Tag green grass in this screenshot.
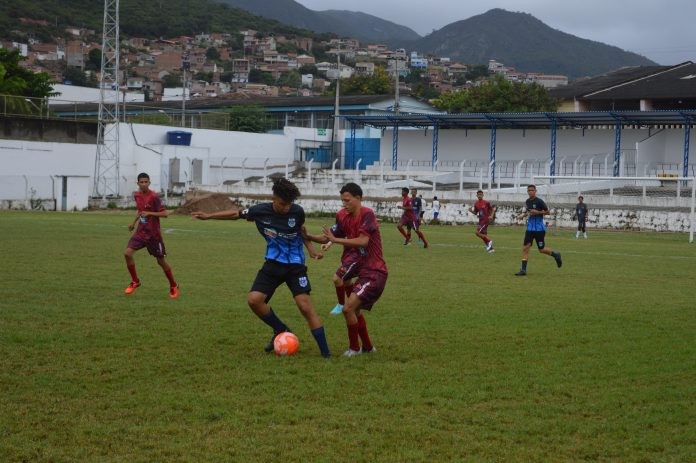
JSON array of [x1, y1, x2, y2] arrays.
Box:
[[1, 210, 695, 462]]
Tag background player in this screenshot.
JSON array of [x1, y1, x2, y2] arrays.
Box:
[[191, 178, 331, 358], [574, 195, 588, 239], [515, 184, 562, 276], [124, 172, 179, 298], [469, 190, 496, 253]]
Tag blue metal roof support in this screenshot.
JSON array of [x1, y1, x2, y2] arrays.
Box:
[[684, 122, 691, 178], [391, 124, 399, 170], [614, 121, 622, 177], [431, 123, 439, 171], [489, 123, 497, 183], [350, 122, 357, 170], [550, 118, 557, 180]]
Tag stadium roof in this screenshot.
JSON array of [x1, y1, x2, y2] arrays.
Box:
[[341, 110, 696, 129]]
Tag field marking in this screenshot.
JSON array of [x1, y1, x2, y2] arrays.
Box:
[[430, 242, 696, 260]]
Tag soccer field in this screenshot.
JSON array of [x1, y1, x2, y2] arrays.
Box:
[[1, 210, 694, 462]]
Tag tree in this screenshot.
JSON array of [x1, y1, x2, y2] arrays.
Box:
[[339, 67, 392, 96], [225, 105, 267, 133], [433, 75, 558, 113], [0, 48, 57, 98], [0, 48, 57, 115], [205, 47, 220, 61], [86, 48, 102, 72], [277, 70, 301, 89]]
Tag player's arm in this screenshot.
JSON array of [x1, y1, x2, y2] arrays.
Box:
[[191, 207, 241, 220], [302, 225, 330, 244], [141, 209, 170, 219], [303, 238, 323, 260], [323, 225, 369, 248], [489, 205, 496, 221], [128, 212, 140, 231]]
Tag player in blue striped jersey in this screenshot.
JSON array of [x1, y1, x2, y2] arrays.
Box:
[[192, 178, 331, 358], [515, 184, 562, 276]]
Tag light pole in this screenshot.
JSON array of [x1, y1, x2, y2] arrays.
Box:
[[24, 98, 42, 118], [181, 53, 190, 128]]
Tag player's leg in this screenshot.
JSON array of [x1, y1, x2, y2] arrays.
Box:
[[537, 232, 562, 267], [342, 272, 386, 356], [288, 267, 331, 357], [413, 221, 428, 248], [397, 223, 409, 243], [516, 233, 533, 275], [124, 237, 144, 293], [249, 262, 292, 352]]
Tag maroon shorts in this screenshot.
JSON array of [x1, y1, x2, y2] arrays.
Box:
[[336, 256, 361, 282], [352, 270, 388, 310], [128, 235, 166, 258], [399, 216, 419, 230], [477, 221, 489, 235]]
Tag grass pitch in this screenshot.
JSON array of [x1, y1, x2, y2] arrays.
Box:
[[1, 211, 695, 462]]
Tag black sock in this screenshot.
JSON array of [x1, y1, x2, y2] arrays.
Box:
[[521, 260, 528, 271], [311, 326, 331, 357], [551, 251, 559, 259], [259, 308, 288, 334]]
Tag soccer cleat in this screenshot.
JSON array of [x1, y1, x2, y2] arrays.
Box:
[[343, 349, 362, 357], [403, 239, 411, 246], [486, 240, 494, 251], [514, 270, 527, 276], [555, 253, 563, 268], [487, 248, 495, 253], [361, 346, 377, 354], [329, 303, 344, 315], [264, 330, 291, 353], [584, 233, 588, 239], [169, 285, 179, 299], [423, 242, 429, 249], [124, 281, 141, 294]]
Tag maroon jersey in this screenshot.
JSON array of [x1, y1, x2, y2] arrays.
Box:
[[336, 207, 387, 275], [473, 199, 494, 224], [401, 196, 417, 221], [134, 189, 164, 240]]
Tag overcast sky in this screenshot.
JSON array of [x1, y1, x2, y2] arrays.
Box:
[[295, 0, 696, 65]]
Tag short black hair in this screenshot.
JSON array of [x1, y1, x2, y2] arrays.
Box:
[[137, 172, 150, 181], [527, 184, 537, 190], [272, 178, 300, 202], [401, 187, 409, 195], [340, 182, 363, 198], [476, 189, 483, 194], [578, 195, 584, 200]]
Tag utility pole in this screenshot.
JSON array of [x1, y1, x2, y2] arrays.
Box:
[[393, 58, 401, 114], [331, 45, 341, 166], [93, 0, 120, 198], [182, 53, 190, 127]]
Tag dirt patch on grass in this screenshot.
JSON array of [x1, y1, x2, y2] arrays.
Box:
[[172, 191, 240, 215]]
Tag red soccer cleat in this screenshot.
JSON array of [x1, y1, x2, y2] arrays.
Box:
[[124, 281, 140, 295], [169, 285, 179, 299]]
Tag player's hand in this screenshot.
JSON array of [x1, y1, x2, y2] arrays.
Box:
[[128, 223, 135, 231], [309, 251, 324, 260], [322, 225, 336, 242], [320, 242, 332, 252], [191, 211, 209, 220]]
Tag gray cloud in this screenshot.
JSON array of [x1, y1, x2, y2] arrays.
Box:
[[295, 0, 696, 64]]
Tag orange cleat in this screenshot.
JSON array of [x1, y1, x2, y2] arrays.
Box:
[[169, 285, 179, 299], [125, 281, 140, 294]]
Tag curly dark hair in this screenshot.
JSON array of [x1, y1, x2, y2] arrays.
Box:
[[272, 178, 301, 202], [340, 182, 363, 198]]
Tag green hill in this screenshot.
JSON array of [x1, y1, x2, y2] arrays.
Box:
[[412, 9, 656, 78], [0, 0, 318, 43]]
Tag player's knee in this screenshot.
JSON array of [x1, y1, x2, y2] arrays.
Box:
[[247, 293, 264, 309]]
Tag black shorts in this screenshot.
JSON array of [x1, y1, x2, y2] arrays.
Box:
[[251, 260, 311, 301], [523, 230, 546, 249]]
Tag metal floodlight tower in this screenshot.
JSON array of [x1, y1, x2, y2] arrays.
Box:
[[93, 0, 121, 198]]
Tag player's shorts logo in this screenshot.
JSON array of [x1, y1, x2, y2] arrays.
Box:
[[298, 276, 308, 287], [288, 218, 296, 227]]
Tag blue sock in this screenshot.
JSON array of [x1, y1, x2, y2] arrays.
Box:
[[311, 326, 331, 358], [259, 308, 288, 334]]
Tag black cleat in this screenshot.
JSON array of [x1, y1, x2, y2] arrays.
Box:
[[264, 330, 291, 353], [555, 253, 563, 268], [515, 270, 527, 276]]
